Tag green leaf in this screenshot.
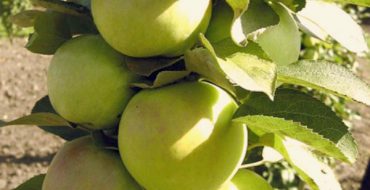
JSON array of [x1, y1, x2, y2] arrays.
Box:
[[231, 0, 279, 45], [9, 10, 43, 28], [0, 112, 71, 127], [26, 10, 97, 55], [184, 47, 236, 95], [258, 134, 342, 190], [296, 0, 368, 53], [206, 35, 277, 99], [26, 11, 72, 55], [278, 60, 370, 106], [233, 115, 354, 163], [185, 35, 277, 98], [271, 0, 306, 12], [220, 52, 277, 99], [125, 56, 182, 77], [31, 0, 90, 16], [213, 38, 270, 60], [26, 32, 65, 55], [205, 0, 234, 43], [131, 71, 190, 89], [14, 174, 45, 190], [327, 0, 370, 6], [235, 89, 357, 162], [225, 0, 249, 15], [31, 96, 89, 141], [256, 2, 301, 66]]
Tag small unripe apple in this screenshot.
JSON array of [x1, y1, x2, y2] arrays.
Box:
[[91, 0, 212, 57], [47, 35, 140, 129], [119, 82, 248, 190], [42, 136, 141, 190], [219, 169, 273, 190]]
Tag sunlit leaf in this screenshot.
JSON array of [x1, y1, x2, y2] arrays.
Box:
[[220, 53, 277, 99], [259, 134, 342, 190], [235, 89, 357, 163], [278, 60, 370, 106], [296, 0, 368, 53], [206, 0, 234, 43], [225, 0, 249, 15], [327, 0, 370, 6], [184, 47, 236, 94], [185, 35, 277, 98], [256, 2, 301, 66], [213, 38, 270, 60], [234, 115, 354, 163], [231, 0, 279, 45], [271, 0, 306, 12]]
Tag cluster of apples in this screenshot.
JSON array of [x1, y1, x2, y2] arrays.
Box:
[[42, 0, 273, 190]]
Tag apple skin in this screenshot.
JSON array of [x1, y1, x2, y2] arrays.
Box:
[[42, 136, 142, 190], [91, 0, 212, 58], [118, 82, 248, 190], [47, 35, 140, 130], [219, 169, 273, 190]]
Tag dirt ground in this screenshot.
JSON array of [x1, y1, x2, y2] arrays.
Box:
[[0, 37, 369, 190], [0, 38, 63, 190], [334, 57, 370, 190]]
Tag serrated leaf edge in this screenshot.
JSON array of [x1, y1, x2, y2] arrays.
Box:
[[233, 115, 356, 163]]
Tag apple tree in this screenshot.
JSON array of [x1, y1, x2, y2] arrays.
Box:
[[1, 0, 370, 189]]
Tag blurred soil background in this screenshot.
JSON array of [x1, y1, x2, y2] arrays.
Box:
[[0, 38, 63, 190], [334, 25, 370, 190], [0, 31, 369, 190]]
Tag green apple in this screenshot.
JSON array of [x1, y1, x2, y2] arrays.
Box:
[[205, 1, 234, 43], [219, 169, 273, 190], [47, 35, 140, 130], [119, 82, 248, 190], [42, 136, 141, 190], [91, 0, 212, 58]]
